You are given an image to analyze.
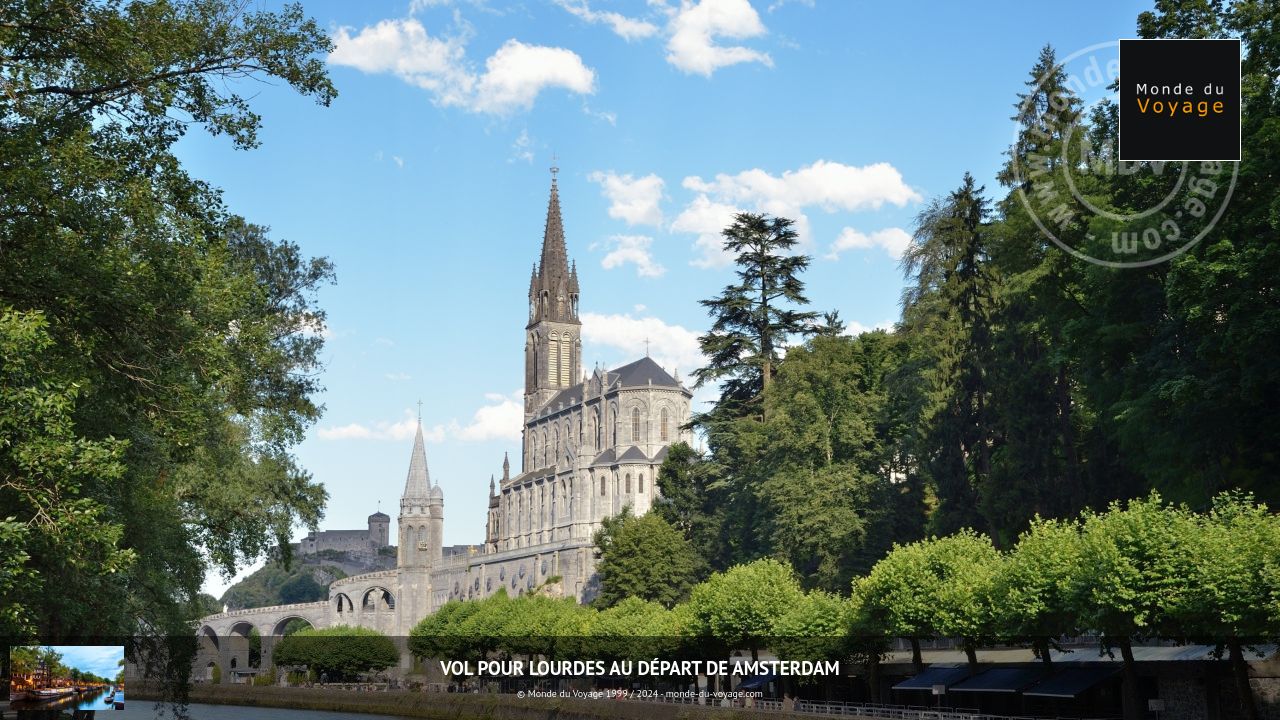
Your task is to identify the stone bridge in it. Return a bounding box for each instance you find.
[195,601,330,683]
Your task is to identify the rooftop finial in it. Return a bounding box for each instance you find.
[550,153,559,184]
[417,398,423,421]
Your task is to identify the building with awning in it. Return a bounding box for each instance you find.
[1023,665,1121,699]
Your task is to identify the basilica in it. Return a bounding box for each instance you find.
[196,172,693,674]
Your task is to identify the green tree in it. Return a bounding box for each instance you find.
[687,558,803,662]
[693,212,819,414]
[756,332,904,591]
[0,0,337,642]
[272,626,397,682]
[992,517,1084,666]
[1165,493,1280,720]
[1073,494,1193,720]
[654,442,726,575]
[590,597,673,666]
[593,508,699,609]
[852,530,1001,672]
[900,175,999,536]
[0,309,135,637]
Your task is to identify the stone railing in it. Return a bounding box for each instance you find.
[201,601,327,622]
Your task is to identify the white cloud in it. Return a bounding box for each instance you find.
[582,103,618,125]
[589,171,665,226]
[509,129,534,164]
[666,0,772,76]
[318,397,523,444]
[600,235,666,277]
[318,410,444,442]
[555,0,660,40]
[634,304,647,313]
[843,319,897,336]
[451,391,523,442]
[825,227,912,261]
[392,155,405,168]
[672,160,920,264]
[385,372,412,381]
[767,0,812,11]
[668,194,740,268]
[581,312,703,374]
[329,19,595,115]
[471,40,597,114]
[683,160,921,215]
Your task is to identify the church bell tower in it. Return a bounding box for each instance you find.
[398,418,443,569]
[524,165,582,415]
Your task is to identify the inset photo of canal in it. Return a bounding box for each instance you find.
[9,645,126,714]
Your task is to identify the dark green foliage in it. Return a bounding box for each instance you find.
[220,558,350,611]
[272,626,398,681]
[0,0,337,639]
[592,509,699,609]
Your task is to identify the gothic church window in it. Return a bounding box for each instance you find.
[559,333,572,385]
[639,474,645,493]
[548,333,560,384]
[600,474,606,496]
[660,408,670,441]
[631,407,641,443]
[625,474,631,493]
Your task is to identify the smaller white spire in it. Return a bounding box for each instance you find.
[403,419,432,499]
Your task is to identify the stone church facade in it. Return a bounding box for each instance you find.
[196,173,692,674]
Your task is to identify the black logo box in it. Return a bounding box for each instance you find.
[1119,38,1241,162]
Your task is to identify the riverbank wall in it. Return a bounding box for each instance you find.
[131,685,791,720]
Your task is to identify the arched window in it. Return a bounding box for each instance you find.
[600,474,606,496]
[548,333,560,384]
[559,333,572,385]
[660,408,670,441]
[631,407,641,443]
[639,474,645,493]
[625,473,632,493]
[553,427,560,464]
[542,429,549,467]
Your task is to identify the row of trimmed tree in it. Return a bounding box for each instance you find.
[407,491,1278,720]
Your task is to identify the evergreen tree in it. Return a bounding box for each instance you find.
[693,212,818,420]
[901,174,998,535]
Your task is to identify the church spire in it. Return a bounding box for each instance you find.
[531,165,575,324]
[404,420,431,498]
[524,165,583,416]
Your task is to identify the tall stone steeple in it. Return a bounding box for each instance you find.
[398,417,443,569]
[524,165,582,419]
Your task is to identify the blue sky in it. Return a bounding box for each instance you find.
[191,0,1151,597]
[33,646,123,680]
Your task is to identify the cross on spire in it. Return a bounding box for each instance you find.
[550,153,559,183]
[417,399,423,421]
[644,337,650,357]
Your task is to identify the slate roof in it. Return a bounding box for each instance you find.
[611,356,681,388]
[617,445,649,462]
[535,356,685,416]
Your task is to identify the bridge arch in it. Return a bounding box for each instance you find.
[271,615,314,637]
[361,586,395,611]
[198,624,220,652]
[334,593,354,616]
